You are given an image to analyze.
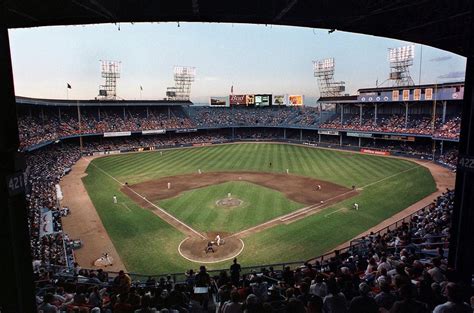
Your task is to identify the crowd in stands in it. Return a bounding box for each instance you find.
[26,144,81,270]
[189,107,320,128]
[33,190,474,312]
[437,149,458,169]
[434,117,462,140]
[81,134,230,154]
[18,107,194,149]
[320,114,461,139]
[17,105,462,150]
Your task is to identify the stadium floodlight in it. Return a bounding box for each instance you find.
[98,60,121,100]
[388,45,415,86]
[313,58,345,97]
[166,66,196,101]
[389,45,415,62]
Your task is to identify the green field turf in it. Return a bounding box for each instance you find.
[158,181,305,233]
[83,143,436,274]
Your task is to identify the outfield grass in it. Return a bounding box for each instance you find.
[83,143,436,274]
[158,181,305,233]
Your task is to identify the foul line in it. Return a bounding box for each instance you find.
[121,203,132,212]
[232,165,421,236]
[89,162,206,240]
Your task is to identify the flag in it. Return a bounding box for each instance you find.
[67,83,72,89]
[140,85,143,91]
[231,85,233,94]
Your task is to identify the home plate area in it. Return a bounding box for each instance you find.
[178,232,244,263]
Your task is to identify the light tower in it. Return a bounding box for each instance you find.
[166,66,196,101]
[313,58,345,97]
[98,60,121,100]
[388,45,415,86]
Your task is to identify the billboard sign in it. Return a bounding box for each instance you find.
[347,132,373,138]
[318,130,339,136]
[245,94,255,105]
[104,131,131,137]
[255,94,271,106]
[392,90,399,101]
[210,97,228,106]
[402,89,410,101]
[142,130,166,135]
[413,89,421,101]
[288,95,303,106]
[361,149,390,156]
[425,88,433,100]
[229,95,246,105]
[273,95,287,106]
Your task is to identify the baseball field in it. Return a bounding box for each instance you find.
[82,143,436,274]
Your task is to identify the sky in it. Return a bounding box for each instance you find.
[8,22,467,104]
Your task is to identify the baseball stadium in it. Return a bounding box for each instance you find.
[2,1,474,312]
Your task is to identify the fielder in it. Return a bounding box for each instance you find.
[286,168,289,174]
[167,182,171,189]
[353,203,359,210]
[113,195,117,204]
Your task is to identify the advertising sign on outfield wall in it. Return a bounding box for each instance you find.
[360,149,390,156]
[318,130,339,136]
[104,131,132,137]
[142,129,166,135]
[347,132,373,138]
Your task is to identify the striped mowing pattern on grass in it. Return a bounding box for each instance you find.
[84,143,436,274]
[94,143,415,187]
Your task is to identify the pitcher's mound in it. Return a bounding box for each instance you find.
[178,235,244,263]
[216,198,243,208]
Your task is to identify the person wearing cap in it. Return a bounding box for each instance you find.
[348,282,378,313]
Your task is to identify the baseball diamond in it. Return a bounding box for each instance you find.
[64,142,449,274]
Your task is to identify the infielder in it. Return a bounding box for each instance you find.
[167,182,171,189]
[113,195,117,204]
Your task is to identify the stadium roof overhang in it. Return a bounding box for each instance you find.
[3,0,472,57]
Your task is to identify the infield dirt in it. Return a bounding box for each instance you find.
[122,171,354,205]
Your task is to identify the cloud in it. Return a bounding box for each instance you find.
[430,56,452,62]
[437,71,465,79]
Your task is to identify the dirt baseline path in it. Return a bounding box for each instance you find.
[123,171,354,205]
[60,157,126,271]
